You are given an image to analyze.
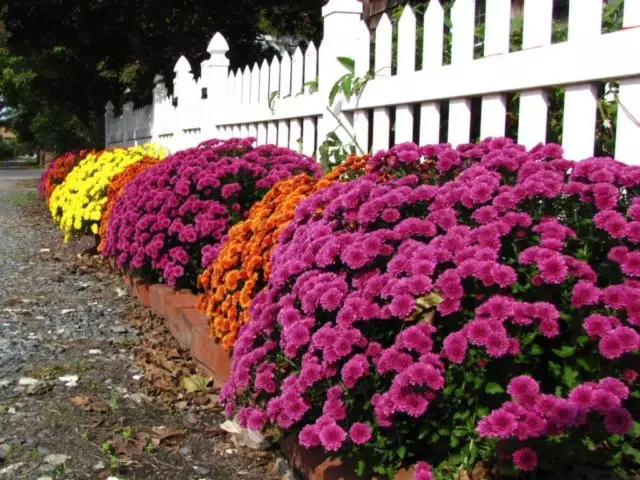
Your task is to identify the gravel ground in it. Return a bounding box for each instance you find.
[0,173,283,479]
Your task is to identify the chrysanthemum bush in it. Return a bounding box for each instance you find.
[38,149,95,203]
[198,156,368,350]
[101,138,320,290]
[222,139,640,479]
[97,156,165,253]
[49,144,168,241]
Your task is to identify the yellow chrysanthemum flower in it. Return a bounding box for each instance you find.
[49,143,168,241]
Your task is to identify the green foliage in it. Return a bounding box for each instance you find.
[0,0,324,151]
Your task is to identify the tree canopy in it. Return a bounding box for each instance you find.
[0,0,323,151]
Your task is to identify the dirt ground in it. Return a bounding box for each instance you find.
[0,175,282,479]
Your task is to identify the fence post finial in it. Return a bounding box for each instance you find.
[201,32,230,139]
[104,101,115,148]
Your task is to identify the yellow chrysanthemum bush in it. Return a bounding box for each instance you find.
[48,144,168,241]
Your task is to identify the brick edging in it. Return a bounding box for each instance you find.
[123,275,230,386]
[122,275,415,480]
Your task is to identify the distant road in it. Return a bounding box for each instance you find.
[0,167,43,181]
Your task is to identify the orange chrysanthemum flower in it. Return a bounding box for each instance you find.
[198,155,368,350]
[97,156,164,252]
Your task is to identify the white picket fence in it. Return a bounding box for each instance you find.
[105,0,640,164]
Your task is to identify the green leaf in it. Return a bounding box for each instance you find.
[304,80,319,93]
[268,90,278,111]
[530,344,543,355]
[485,382,504,395]
[397,445,406,459]
[328,78,343,106]
[341,75,353,98]
[337,56,355,74]
[553,346,575,358]
[563,365,579,388]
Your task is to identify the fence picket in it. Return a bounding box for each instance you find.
[448,0,475,145]
[250,63,260,104]
[291,47,304,96]
[423,0,444,70]
[242,66,251,105]
[269,57,281,102]
[234,70,243,104]
[614,1,640,163]
[354,20,371,152]
[562,0,602,160]
[267,121,278,144]
[302,117,316,156]
[375,14,393,76]
[372,14,393,149]
[395,6,417,143]
[518,0,553,148]
[259,59,270,106]
[278,120,289,147]
[419,0,444,145]
[290,119,302,152]
[281,52,292,98]
[480,0,510,138]
[257,122,267,144]
[420,103,441,144]
[304,42,318,93]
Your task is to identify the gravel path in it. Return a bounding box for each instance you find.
[0,173,282,479]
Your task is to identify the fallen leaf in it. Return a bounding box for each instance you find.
[185,413,198,425]
[83,419,104,429]
[71,396,91,407]
[71,396,108,413]
[180,375,212,393]
[167,348,182,359]
[151,426,185,445]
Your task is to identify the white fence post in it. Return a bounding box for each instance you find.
[151,74,168,144]
[104,101,114,148]
[201,32,231,141]
[123,100,134,147]
[318,0,364,151]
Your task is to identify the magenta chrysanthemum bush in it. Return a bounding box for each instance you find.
[222,138,640,478]
[101,138,320,289]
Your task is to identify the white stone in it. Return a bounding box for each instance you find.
[44,454,71,465]
[18,377,40,386]
[60,309,75,315]
[88,349,102,355]
[58,375,79,387]
[0,463,25,477]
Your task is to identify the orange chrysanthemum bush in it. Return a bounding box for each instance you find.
[38,149,95,203]
[97,156,165,253]
[198,155,368,350]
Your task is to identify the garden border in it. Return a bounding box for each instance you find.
[122,275,415,480]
